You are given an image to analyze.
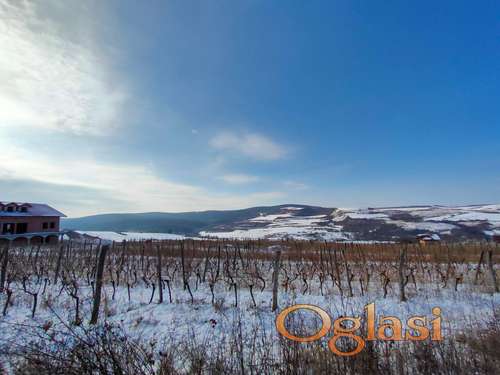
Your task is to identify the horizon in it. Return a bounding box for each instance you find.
[63,201,498,219]
[5,199,500,219]
[1,0,499,217]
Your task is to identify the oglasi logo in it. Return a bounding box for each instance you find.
[276,303,442,356]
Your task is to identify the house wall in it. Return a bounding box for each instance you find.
[0,216,60,234]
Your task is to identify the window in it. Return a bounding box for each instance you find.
[50,222,55,229]
[16,223,28,234]
[6,206,13,212]
[2,223,14,234]
[42,222,48,230]
[20,207,28,213]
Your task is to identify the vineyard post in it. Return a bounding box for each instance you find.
[333,249,343,296]
[0,240,10,293]
[474,250,485,285]
[156,244,164,303]
[272,249,281,312]
[181,241,186,289]
[399,247,408,302]
[342,249,354,297]
[202,244,209,283]
[487,249,499,293]
[90,244,109,324]
[53,244,65,284]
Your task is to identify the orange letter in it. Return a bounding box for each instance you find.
[430,307,442,341]
[405,316,429,341]
[365,303,376,341]
[377,316,403,341]
[328,317,365,356]
[276,304,331,342]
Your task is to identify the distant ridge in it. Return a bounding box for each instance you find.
[62,204,327,235]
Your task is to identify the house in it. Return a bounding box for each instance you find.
[0,202,66,245]
[416,233,441,245]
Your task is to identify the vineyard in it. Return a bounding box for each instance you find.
[0,239,499,374]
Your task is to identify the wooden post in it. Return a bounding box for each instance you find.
[53,245,65,284]
[0,241,10,293]
[342,249,353,297]
[333,249,343,296]
[487,250,499,293]
[399,247,408,302]
[474,250,485,285]
[156,244,164,303]
[90,244,109,325]
[202,245,210,283]
[233,282,238,307]
[272,249,281,311]
[180,241,187,289]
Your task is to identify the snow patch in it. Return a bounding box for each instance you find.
[76,231,187,241]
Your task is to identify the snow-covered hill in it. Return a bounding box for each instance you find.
[200,204,500,241]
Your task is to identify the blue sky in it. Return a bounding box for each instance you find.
[0,0,498,217]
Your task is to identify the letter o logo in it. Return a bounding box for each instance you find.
[276,304,332,342]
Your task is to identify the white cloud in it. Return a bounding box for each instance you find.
[0,143,285,216]
[0,0,126,135]
[219,174,260,185]
[210,131,287,160]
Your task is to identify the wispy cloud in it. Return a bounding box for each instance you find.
[0,0,126,135]
[0,143,284,216]
[284,180,309,190]
[210,131,288,161]
[219,174,260,185]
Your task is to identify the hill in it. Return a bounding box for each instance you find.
[62,204,500,241]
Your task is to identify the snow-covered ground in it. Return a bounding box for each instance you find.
[424,212,500,224]
[200,225,347,241]
[200,213,347,240]
[335,212,389,220]
[249,213,293,222]
[383,220,457,232]
[1,277,498,368]
[76,231,188,242]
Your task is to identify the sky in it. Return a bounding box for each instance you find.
[0,0,499,217]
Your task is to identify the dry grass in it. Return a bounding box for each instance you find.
[8,317,500,374]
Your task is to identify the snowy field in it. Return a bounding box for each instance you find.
[1,281,499,359]
[0,240,498,373]
[75,231,188,242]
[200,212,348,240]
